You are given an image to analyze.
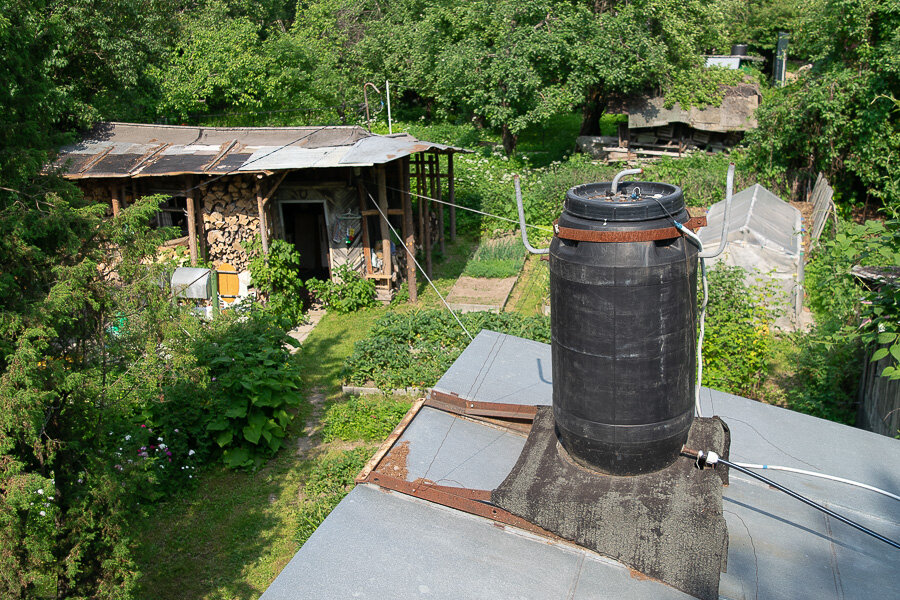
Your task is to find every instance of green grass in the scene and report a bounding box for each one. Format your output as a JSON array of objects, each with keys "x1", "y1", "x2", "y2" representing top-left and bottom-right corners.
[
  {"x1": 296, "y1": 447, "x2": 373, "y2": 546},
  {"x1": 293, "y1": 307, "x2": 388, "y2": 396},
  {"x1": 505, "y1": 254, "x2": 550, "y2": 315},
  {"x1": 130, "y1": 409, "x2": 313, "y2": 600},
  {"x1": 130, "y1": 305, "x2": 393, "y2": 599},
  {"x1": 321, "y1": 395, "x2": 412, "y2": 442},
  {"x1": 462, "y1": 237, "x2": 526, "y2": 278},
  {"x1": 412, "y1": 234, "x2": 479, "y2": 308}
]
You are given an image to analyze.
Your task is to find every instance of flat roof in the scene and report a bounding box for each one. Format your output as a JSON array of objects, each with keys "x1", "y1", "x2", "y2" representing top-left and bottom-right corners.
[{"x1": 262, "y1": 330, "x2": 900, "y2": 599}]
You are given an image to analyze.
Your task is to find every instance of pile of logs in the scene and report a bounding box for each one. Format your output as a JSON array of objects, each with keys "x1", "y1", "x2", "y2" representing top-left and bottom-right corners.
[{"x1": 200, "y1": 176, "x2": 258, "y2": 271}]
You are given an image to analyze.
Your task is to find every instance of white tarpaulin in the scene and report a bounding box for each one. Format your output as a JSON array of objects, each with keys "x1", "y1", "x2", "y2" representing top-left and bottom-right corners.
[{"x1": 698, "y1": 184, "x2": 803, "y2": 327}]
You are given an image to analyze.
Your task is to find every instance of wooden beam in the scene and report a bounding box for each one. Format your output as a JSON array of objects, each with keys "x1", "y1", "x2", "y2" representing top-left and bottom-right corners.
[
  {"x1": 184, "y1": 175, "x2": 198, "y2": 266},
  {"x1": 109, "y1": 183, "x2": 121, "y2": 217},
  {"x1": 435, "y1": 153, "x2": 445, "y2": 254},
  {"x1": 255, "y1": 178, "x2": 269, "y2": 254},
  {"x1": 416, "y1": 154, "x2": 425, "y2": 250},
  {"x1": 377, "y1": 166, "x2": 391, "y2": 280},
  {"x1": 361, "y1": 208, "x2": 403, "y2": 216},
  {"x1": 448, "y1": 153, "x2": 456, "y2": 242},
  {"x1": 356, "y1": 180, "x2": 374, "y2": 275},
  {"x1": 261, "y1": 171, "x2": 289, "y2": 206},
  {"x1": 425, "y1": 155, "x2": 435, "y2": 277},
  {"x1": 401, "y1": 157, "x2": 417, "y2": 302}
]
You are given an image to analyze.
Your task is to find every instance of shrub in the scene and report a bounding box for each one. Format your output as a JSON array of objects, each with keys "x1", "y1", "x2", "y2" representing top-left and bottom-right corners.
[
  {"x1": 701, "y1": 263, "x2": 776, "y2": 397},
  {"x1": 248, "y1": 237, "x2": 307, "y2": 326},
  {"x1": 321, "y1": 396, "x2": 412, "y2": 442},
  {"x1": 306, "y1": 263, "x2": 378, "y2": 313},
  {"x1": 343, "y1": 310, "x2": 549, "y2": 390},
  {"x1": 199, "y1": 311, "x2": 303, "y2": 469}
]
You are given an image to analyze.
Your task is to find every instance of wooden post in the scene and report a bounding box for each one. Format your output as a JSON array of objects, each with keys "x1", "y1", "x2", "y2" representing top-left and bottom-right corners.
[
  {"x1": 256, "y1": 177, "x2": 269, "y2": 254},
  {"x1": 425, "y1": 155, "x2": 434, "y2": 277},
  {"x1": 357, "y1": 180, "x2": 374, "y2": 275},
  {"x1": 195, "y1": 178, "x2": 208, "y2": 261},
  {"x1": 377, "y1": 166, "x2": 391, "y2": 279},
  {"x1": 448, "y1": 153, "x2": 456, "y2": 242},
  {"x1": 435, "y1": 153, "x2": 445, "y2": 254},
  {"x1": 401, "y1": 157, "x2": 417, "y2": 302},
  {"x1": 210, "y1": 269, "x2": 220, "y2": 316},
  {"x1": 416, "y1": 154, "x2": 425, "y2": 248},
  {"x1": 110, "y1": 183, "x2": 121, "y2": 217},
  {"x1": 185, "y1": 175, "x2": 198, "y2": 266}
]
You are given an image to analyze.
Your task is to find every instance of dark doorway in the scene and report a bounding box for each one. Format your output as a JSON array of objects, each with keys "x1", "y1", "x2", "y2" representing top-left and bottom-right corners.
[{"x1": 281, "y1": 202, "x2": 330, "y2": 280}]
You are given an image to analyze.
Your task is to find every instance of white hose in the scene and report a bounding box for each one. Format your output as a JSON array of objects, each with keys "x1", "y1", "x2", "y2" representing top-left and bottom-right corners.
[
  {"x1": 731, "y1": 461, "x2": 900, "y2": 502},
  {"x1": 514, "y1": 175, "x2": 549, "y2": 255},
  {"x1": 698, "y1": 163, "x2": 734, "y2": 259}
]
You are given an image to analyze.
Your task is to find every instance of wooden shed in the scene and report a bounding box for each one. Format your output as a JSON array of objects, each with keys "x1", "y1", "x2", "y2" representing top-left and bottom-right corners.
[{"x1": 55, "y1": 122, "x2": 469, "y2": 301}]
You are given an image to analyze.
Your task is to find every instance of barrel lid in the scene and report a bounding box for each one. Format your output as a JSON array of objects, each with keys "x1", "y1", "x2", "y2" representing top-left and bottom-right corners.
[{"x1": 565, "y1": 182, "x2": 684, "y2": 222}]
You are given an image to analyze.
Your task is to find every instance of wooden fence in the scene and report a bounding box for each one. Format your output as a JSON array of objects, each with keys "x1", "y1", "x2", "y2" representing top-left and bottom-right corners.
[{"x1": 857, "y1": 347, "x2": 900, "y2": 437}]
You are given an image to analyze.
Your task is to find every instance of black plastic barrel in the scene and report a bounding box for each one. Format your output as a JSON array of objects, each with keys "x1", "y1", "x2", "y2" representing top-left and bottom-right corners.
[{"x1": 550, "y1": 181, "x2": 697, "y2": 475}]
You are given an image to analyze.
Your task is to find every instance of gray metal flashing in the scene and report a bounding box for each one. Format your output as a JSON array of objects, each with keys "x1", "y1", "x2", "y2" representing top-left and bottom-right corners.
[
  {"x1": 263, "y1": 331, "x2": 900, "y2": 599},
  {"x1": 55, "y1": 122, "x2": 469, "y2": 179}
]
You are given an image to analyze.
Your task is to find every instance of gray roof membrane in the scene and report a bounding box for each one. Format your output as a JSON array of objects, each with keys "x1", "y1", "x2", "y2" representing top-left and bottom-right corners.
[{"x1": 263, "y1": 331, "x2": 900, "y2": 599}]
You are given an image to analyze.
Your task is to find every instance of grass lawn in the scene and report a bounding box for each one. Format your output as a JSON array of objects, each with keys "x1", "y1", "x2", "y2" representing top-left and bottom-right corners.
[
  {"x1": 131, "y1": 306, "x2": 390, "y2": 600},
  {"x1": 505, "y1": 254, "x2": 550, "y2": 315}
]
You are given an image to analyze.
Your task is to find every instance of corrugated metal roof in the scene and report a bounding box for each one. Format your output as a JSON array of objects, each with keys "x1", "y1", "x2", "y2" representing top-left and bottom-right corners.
[
  {"x1": 262, "y1": 330, "x2": 900, "y2": 600},
  {"x1": 54, "y1": 122, "x2": 468, "y2": 179}
]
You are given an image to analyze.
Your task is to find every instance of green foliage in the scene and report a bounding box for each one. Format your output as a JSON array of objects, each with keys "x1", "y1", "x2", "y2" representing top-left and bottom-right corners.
[
  {"x1": 663, "y1": 67, "x2": 752, "y2": 110},
  {"x1": 779, "y1": 216, "x2": 900, "y2": 422},
  {"x1": 296, "y1": 448, "x2": 370, "y2": 546},
  {"x1": 248, "y1": 237, "x2": 307, "y2": 325},
  {"x1": 717, "y1": 0, "x2": 810, "y2": 55},
  {"x1": 702, "y1": 264, "x2": 776, "y2": 397},
  {"x1": 745, "y1": 0, "x2": 900, "y2": 206},
  {"x1": 321, "y1": 395, "x2": 411, "y2": 443},
  {"x1": 462, "y1": 237, "x2": 526, "y2": 278},
  {"x1": 344, "y1": 310, "x2": 549, "y2": 390},
  {"x1": 199, "y1": 312, "x2": 302, "y2": 469},
  {"x1": 306, "y1": 264, "x2": 378, "y2": 314},
  {"x1": 806, "y1": 217, "x2": 900, "y2": 382}
]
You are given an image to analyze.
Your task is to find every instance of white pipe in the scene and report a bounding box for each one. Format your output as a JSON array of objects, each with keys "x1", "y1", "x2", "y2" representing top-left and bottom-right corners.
[
  {"x1": 386, "y1": 80, "x2": 392, "y2": 135},
  {"x1": 515, "y1": 175, "x2": 549, "y2": 255},
  {"x1": 611, "y1": 168, "x2": 643, "y2": 194},
  {"x1": 732, "y1": 462, "x2": 900, "y2": 502},
  {"x1": 698, "y1": 163, "x2": 735, "y2": 259}
]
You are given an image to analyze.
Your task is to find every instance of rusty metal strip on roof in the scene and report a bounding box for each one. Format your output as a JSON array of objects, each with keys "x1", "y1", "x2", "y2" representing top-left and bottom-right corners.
[
  {"x1": 77, "y1": 145, "x2": 115, "y2": 175},
  {"x1": 129, "y1": 143, "x2": 170, "y2": 174},
  {"x1": 203, "y1": 139, "x2": 239, "y2": 172}
]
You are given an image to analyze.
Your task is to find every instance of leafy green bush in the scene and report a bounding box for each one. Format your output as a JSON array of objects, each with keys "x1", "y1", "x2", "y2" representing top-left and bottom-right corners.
[
  {"x1": 321, "y1": 396, "x2": 412, "y2": 442},
  {"x1": 781, "y1": 216, "x2": 900, "y2": 423},
  {"x1": 199, "y1": 311, "x2": 303, "y2": 469},
  {"x1": 306, "y1": 263, "x2": 378, "y2": 313},
  {"x1": 248, "y1": 237, "x2": 307, "y2": 326},
  {"x1": 702, "y1": 263, "x2": 776, "y2": 397},
  {"x1": 343, "y1": 310, "x2": 549, "y2": 390},
  {"x1": 462, "y1": 237, "x2": 525, "y2": 278}
]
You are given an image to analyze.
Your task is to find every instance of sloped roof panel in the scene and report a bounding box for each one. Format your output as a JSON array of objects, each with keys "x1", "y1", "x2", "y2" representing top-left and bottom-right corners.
[{"x1": 55, "y1": 122, "x2": 468, "y2": 178}]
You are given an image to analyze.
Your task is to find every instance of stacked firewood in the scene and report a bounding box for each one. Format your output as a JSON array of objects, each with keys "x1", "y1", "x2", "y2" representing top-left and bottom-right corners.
[{"x1": 200, "y1": 176, "x2": 258, "y2": 271}]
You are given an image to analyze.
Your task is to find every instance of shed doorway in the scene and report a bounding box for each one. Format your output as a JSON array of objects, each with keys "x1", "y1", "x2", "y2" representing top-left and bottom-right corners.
[{"x1": 280, "y1": 201, "x2": 330, "y2": 281}]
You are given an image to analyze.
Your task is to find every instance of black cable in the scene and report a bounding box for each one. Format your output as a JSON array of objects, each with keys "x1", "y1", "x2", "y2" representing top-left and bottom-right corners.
[{"x1": 718, "y1": 456, "x2": 900, "y2": 550}]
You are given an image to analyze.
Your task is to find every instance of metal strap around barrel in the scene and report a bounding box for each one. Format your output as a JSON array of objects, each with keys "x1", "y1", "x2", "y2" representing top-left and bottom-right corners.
[{"x1": 553, "y1": 216, "x2": 707, "y2": 243}]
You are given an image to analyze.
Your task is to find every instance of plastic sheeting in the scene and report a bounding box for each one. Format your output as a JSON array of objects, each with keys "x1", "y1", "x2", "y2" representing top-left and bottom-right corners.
[
  {"x1": 698, "y1": 184, "x2": 803, "y2": 324},
  {"x1": 171, "y1": 267, "x2": 210, "y2": 299}
]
